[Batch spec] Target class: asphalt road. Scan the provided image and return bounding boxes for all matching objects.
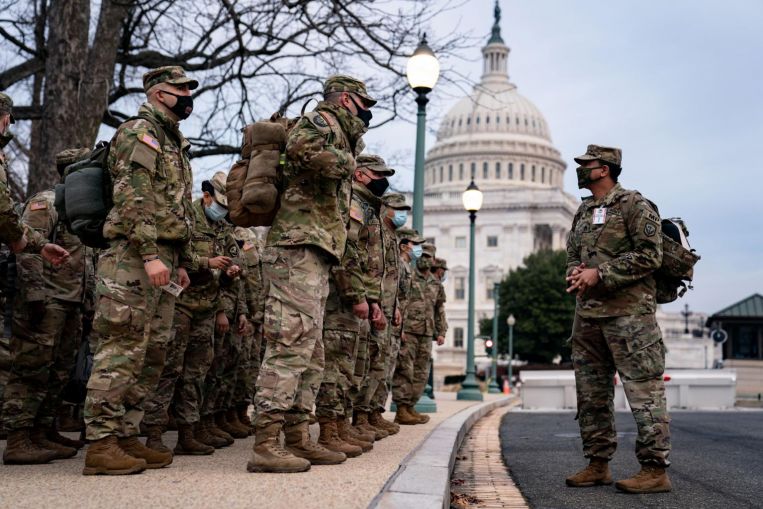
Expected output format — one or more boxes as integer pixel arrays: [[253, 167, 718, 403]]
[[499, 411, 763, 509]]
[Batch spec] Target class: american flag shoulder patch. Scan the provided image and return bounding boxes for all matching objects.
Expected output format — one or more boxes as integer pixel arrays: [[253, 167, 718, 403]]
[[30, 201, 48, 211], [139, 133, 162, 152]]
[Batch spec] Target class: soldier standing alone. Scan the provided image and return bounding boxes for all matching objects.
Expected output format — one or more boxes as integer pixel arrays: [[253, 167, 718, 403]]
[[565, 144, 671, 494]]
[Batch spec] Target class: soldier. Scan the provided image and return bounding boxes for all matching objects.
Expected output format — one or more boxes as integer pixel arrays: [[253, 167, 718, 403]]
[[357, 190, 409, 436], [142, 172, 240, 456], [564, 145, 670, 494], [391, 228, 429, 425], [82, 66, 197, 475], [2, 148, 92, 465], [431, 257, 449, 349], [0, 93, 69, 265], [248, 75, 375, 474]]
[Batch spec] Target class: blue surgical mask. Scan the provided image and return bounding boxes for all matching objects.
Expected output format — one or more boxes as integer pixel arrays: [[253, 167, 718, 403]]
[[205, 200, 228, 222], [441, 273, 448, 283], [410, 244, 423, 260], [392, 210, 408, 228]]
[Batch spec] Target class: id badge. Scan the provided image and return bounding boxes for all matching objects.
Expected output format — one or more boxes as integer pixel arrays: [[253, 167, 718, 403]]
[[592, 207, 607, 225], [161, 281, 184, 297]]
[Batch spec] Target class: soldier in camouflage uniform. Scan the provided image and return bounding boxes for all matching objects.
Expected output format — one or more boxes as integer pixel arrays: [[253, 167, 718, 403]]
[[392, 239, 436, 425], [315, 154, 391, 457], [142, 172, 240, 456], [431, 256, 448, 348], [1, 148, 92, 465], [564, 145, 671, 494], [82, 66, 197, 475], [248, 75, 375, 474]]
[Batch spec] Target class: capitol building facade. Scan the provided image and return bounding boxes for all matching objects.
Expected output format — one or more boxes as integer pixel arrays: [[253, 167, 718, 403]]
[[422, 5, 579, 385]]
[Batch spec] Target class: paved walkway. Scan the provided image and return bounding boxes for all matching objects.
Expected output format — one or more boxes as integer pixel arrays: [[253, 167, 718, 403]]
[[0, 393, 482, 509]]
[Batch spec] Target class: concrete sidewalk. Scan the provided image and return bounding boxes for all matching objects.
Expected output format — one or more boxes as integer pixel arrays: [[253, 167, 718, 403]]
[[0, 393, 484, 509]]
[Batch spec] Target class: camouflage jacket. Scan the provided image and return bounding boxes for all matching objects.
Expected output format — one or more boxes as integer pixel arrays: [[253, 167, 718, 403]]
[[16, 190, 90, 304], [177, 198, 241, 317], [351, 183, 383, 304], [0, 134, 45, 251], [103, 103, 193, 257], [566, 183, 662, 318], [267, 101, 366, 263], [402, 265, 435, 336], [379, 216, 401, 318], [391, 252, 413, 337], [431, 278, 448, 338], [233, 227, 264, 323]]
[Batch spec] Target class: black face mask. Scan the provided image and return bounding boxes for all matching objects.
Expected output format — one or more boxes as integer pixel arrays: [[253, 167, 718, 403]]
[[366, 177, 389, 197], [351, 96, 373, 128], [162, 90, 194, 120]]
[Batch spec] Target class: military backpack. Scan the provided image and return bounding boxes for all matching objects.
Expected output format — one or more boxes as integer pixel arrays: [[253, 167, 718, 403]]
[[54, 115, 165, 249]]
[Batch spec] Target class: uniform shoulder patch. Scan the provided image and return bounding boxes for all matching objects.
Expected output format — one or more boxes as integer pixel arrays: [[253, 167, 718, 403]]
[[350, 201, 364, 223], [644, 222, 657, 237], [304, 112, 333, 135], [30, 200, 48, 211], [139, 133, 162, 153]]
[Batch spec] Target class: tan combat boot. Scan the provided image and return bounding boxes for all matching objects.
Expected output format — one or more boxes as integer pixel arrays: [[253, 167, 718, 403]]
[[284, 421, 346, 465], [144, 425, 171, 455], [118, 436, 173, 469], [615, 465, 672, 494], [206, 414, 234, 445], [216, 411, 248, 439], [196, 417, 229, 449], [318, 419, 362, 458], [83, 436, 147, 475], [346, 416, 376, 443], [408, 406, 430, 424], [30, 426, 78, 459], [174, 424, 214, 455], [336, 418, 373, 452], [394, 405, 421, 426], [369, 411, 400, 435], [226, 408, 252, 437], [247, 423, 311, 473], [355, 411, 389, 440], [3, 428, 59, 465], [565, 458, 613, 487], [237, 403, 254, 431], [45, 424, 85, 450]]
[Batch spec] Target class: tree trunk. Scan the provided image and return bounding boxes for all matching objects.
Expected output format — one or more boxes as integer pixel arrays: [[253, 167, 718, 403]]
[[27, 0, 90, 196]]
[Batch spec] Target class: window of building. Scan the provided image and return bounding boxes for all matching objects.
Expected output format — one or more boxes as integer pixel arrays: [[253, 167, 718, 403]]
[[487, 284, 496, 300], [524, 117, 528, 126], [541, 167, 545, 183], [458, 118, 462, 126], [476, 115, 480, 125], [455, 277, 465, 300], [487, 235, 498, 247], [483, 162, 489, 179], [466, 116, 471, 125], [495, 162, 501, 179], [459, 163, 464, 180], [448, 164, 453, 181], [520, 163, 525, 180], [439, 166, 443, 182], [532, 165, 536, 182], [470, 162, 476, 178], [486, 115, 490, 124], [454, 327, 464, 348], [496, 115, 500, 124], [509, 162, 513, 179], [455, 236, 466, 248]]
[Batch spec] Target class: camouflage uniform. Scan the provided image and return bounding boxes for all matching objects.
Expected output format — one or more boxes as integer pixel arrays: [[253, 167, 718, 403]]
[[392, 251, 435, 407], [142, 195, 240, 428], [84, 68, 197, 441], [2, 149, 92, 431], [431, 259, 448, 342], [567, 145, 669, 467], [253, 77, 370, 430]]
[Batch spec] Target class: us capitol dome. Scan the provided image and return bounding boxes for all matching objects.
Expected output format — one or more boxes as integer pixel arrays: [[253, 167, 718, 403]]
[[424, 2, 579, 385]]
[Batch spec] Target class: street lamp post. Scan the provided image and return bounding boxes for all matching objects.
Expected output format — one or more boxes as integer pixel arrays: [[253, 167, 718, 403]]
[[488, 283, 501, 393], [507, 314, 516, 390], [406, 33, 440, 233], [457, 179, 484, 401]]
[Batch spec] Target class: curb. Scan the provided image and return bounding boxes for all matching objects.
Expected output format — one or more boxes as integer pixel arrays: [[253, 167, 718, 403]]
[[369, 395, 518, 509]]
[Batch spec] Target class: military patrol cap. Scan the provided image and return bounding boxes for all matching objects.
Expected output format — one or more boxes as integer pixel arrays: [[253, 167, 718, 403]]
[[382, 192, 410, 210], [143, 66, 199, 92], [397, 227, 425, 244], [209, 171, 228, 207], [0, 93, 15, 124], [356, 154, 395, 176], [323, 75, 377, 106], [55, 147, 90, 167], [422, 242, 436, 258], [574, 144, 622, 167], [432, 257, 448, 270]]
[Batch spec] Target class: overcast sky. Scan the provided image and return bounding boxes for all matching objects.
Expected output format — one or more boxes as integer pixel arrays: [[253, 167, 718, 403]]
[[359, 0, 763, 315]]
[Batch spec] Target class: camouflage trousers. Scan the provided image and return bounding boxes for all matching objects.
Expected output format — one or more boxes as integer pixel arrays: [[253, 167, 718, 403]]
[[315, 329, 359, 420], [143, 306, 215, 427], [253, 246, 329, 429], [2, 299, 82, 430], [391, 332, 431, 406], [372, 332, 402, 413], [202, 309, 240, 416], [84, 241, 177, 441], [232, 321, 262, 405], [0, 334, 10, 424], [356, 316, 393, 413], [571, 313, 671, 467]]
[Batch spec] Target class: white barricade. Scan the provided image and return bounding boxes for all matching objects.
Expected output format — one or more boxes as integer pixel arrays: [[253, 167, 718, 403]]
[[520, 369, 737, 410]]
